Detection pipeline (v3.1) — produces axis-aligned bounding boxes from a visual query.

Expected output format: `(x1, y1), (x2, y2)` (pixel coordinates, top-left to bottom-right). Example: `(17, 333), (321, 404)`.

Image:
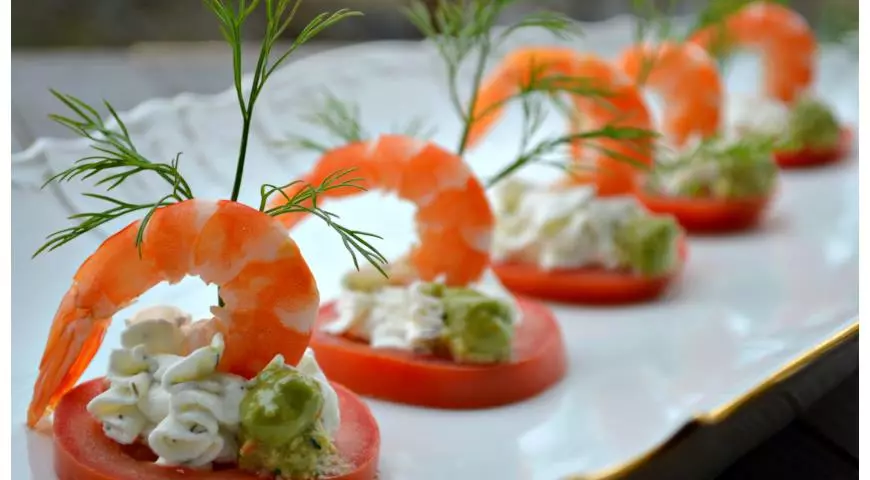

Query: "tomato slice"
(52, 378), (379, 480)
(491, 237), (686, 305)
(311, 298), (567, 409)
(774, 127), (853, 168)
(635, 187), (772, 233)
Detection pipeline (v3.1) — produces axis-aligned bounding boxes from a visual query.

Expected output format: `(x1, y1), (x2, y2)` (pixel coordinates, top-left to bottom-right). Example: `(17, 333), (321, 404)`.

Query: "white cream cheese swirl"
(325, 270), (521, 353)
(489, 178), (643, 271)
(325, 281), (445, 352)
(87, 307), (245, 468)
(725, 94), (791, 139)
(88, 305), (343, 469)
(147, 334), (247, 467)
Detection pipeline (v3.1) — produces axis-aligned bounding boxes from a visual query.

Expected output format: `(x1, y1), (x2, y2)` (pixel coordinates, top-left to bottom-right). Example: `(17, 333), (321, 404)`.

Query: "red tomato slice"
(774, 127), (853, 168)
(311, 298), (567, 409)
(635, 188), (773, 233)
(52, 378), (379, 480)
(492, 237), (686, 304)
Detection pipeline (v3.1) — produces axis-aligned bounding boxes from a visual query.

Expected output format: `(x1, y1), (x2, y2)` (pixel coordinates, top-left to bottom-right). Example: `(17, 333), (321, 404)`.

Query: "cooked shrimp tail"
(270, 134), (494, 286)
(466, 48), (581, 150)
(564, 55), (653, 195)
(29, 289), (110, 427)
(28, 200), (320, 427)
(689, 2), (815, 104)
(617, 41), (723, 146)
(469, 47), (653, 195)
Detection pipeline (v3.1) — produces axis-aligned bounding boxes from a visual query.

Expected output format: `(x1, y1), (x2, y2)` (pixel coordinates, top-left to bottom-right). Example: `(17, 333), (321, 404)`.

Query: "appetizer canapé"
(461, 47), (685, 303)
(268, 135), (567, 408)
(26, 2), (383, 479)
(618, 40), (777, 232)
(489, 178), (685, 304)
(728, 94), (851, 168)
(637, 136), (777, 232)
(690, 1), (851, 168)
(31, 200), (381, 480)
(53, 306), (378, 480)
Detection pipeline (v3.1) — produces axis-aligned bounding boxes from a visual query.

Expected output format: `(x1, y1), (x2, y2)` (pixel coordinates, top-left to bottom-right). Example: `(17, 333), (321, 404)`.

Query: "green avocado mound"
(238, 359), (336, 480)
(614, 214), (680, 277)
(422, 283), (514, 364)
(783, 96), (841, 151)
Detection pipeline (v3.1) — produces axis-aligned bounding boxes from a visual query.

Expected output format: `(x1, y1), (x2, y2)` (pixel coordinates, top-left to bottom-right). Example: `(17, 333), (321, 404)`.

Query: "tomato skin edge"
(774, 127), (853, 169)
(491, 237), (686, 305)
(51, 378), (380, 480)
(311, 298), (567, 409)
(635, 189), (773, 233)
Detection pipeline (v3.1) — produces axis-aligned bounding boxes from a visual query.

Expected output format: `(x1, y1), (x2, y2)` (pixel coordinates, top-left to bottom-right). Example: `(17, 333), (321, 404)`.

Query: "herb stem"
(486, 154), (530, 188)
(456, 41), (490, 156)
(230, 112), (253, 202)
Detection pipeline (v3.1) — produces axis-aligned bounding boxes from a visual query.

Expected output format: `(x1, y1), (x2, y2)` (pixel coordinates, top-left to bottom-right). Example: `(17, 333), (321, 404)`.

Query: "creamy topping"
(325, 281), (445, 352)
(647, 133), (778, 200)
(490, 178), (644, 271)
(326, 273), (519, 356)
(88, 306), (340, 469)
(725, 94), (790, 139)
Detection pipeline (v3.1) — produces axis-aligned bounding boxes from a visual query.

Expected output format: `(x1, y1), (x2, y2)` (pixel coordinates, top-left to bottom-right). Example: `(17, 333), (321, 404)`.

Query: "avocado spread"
(421, 283), (514, 364)
(341, 265), (515, 364)
(782, 96), (841, 151)
(238, 358), (337, 479)
(614, 214), (680, 277)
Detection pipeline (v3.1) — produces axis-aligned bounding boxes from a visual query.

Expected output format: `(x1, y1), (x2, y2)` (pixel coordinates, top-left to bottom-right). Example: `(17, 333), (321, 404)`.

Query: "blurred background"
(12, 0), (858, 47)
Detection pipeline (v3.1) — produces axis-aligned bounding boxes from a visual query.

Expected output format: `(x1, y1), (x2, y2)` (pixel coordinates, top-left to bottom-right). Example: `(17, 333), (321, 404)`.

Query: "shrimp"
(467, 47), (653, 196)
(268, 134), (494, 286)
(689, 2), (815, 104)
(617, 41), (723, 147)
(27, 199), (320, 427)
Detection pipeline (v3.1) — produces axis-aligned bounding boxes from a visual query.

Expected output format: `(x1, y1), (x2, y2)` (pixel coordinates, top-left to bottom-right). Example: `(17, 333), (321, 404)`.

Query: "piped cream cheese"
(490, 178), (644, 271)
(87, 306), (341, 469)
(325, 275), (519, 355)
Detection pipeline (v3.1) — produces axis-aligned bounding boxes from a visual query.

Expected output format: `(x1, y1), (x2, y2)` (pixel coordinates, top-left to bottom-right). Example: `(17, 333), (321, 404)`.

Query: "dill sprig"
(262, 168), (389, 274)
(690, 0), (789, 36)
(37, 1), (388, 279)
(34, 91), (193, 258)
(816, 0), (858, 49)
(488, 120), (656, 187)
(404, 0), (578, 156)
(484, 65), (657, 185)
(407, 0), (656, 187)
(208, 1), (393, 274)
(283, 90), (437, 154)
(204, 0), (362, 201)
(631, 0), (679, 44)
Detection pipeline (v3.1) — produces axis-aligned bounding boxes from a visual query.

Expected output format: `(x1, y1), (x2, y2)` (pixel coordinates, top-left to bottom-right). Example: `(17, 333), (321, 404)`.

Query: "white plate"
(12, 15), (858, 480)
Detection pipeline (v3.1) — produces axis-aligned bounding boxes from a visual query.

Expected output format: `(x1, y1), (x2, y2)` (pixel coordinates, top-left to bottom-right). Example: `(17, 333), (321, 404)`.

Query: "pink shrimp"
(28, 200), (319, 427)
(466, 47), (654, 196)
(268, 134), (494, 286)
(689, 2), (816, 104)
(617, 41), (723, 146)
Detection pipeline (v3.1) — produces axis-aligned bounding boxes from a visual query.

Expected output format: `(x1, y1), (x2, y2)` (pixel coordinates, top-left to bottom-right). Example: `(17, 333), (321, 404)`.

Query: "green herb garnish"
(36, 0), (389, 276)
(282, 90), (437, 154)
(34, 91), (193, 257)
(406, 0), (657, 187)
